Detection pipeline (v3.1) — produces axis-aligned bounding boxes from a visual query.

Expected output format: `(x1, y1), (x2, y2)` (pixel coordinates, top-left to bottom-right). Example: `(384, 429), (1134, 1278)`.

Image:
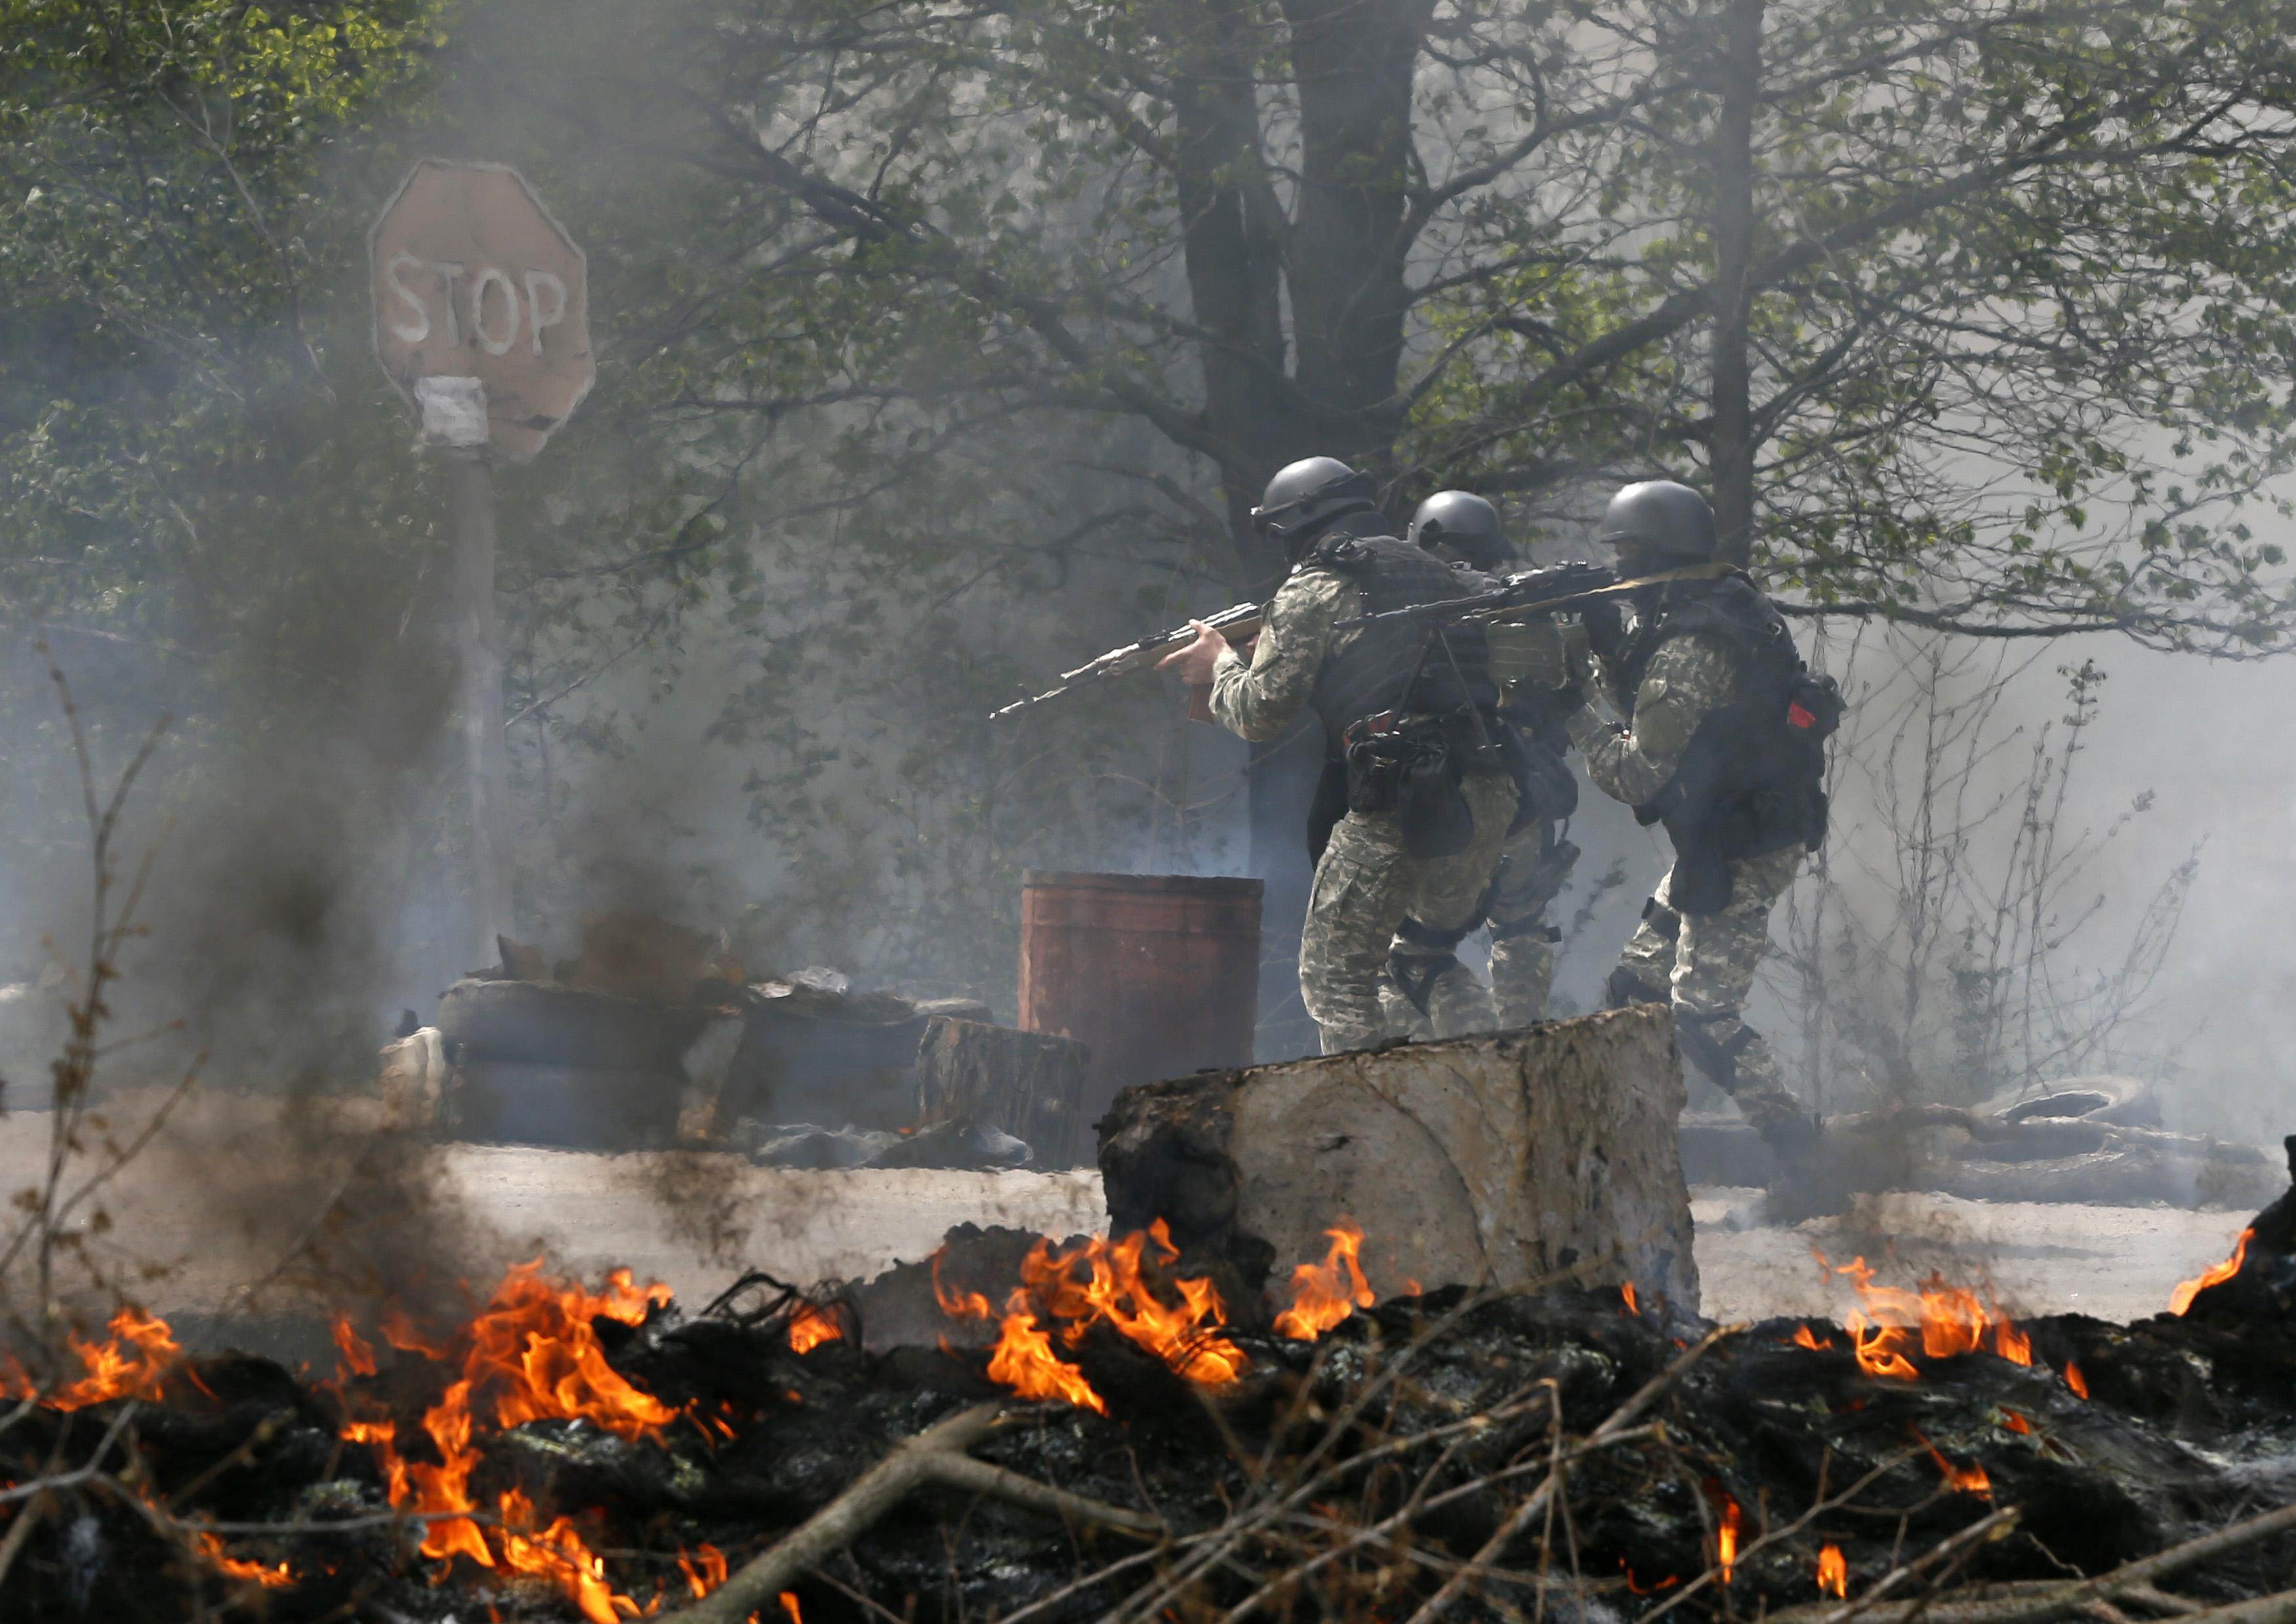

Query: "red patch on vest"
(1787, 701), (1817, 729)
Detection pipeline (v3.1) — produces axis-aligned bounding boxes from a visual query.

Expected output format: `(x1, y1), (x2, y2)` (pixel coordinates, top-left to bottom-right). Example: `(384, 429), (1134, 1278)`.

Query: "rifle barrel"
(990, 600), (1263, 720)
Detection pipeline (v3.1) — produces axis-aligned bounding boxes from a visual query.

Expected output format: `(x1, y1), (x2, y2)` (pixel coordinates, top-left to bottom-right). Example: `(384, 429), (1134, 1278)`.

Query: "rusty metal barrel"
(1018, 871), (1263, 1149)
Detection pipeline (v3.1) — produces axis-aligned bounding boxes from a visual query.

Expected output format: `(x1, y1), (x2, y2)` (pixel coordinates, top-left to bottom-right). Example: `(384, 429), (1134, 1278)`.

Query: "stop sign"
(369, 159), (592, 462)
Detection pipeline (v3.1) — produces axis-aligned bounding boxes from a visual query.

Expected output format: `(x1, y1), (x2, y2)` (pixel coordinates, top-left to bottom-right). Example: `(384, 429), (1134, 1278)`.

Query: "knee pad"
(1491, 916), (1562, 945)
(1640, 894), (1682, 940)
(1387, 948), (1460, 1018)
(1396, 915), (1474, 952)
(1674, 1007), (1759, 1092)
(1605, 966), (1667, 1010)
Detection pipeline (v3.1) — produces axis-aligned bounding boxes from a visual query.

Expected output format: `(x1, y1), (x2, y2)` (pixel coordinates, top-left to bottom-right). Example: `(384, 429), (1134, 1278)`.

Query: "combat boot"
(1675, 1009), (1851, 1220)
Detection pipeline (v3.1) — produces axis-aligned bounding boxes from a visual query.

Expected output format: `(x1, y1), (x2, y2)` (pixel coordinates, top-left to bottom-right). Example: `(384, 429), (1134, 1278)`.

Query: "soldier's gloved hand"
(1558, 627), (1597, 696)
(1580, 596), (1626, 664)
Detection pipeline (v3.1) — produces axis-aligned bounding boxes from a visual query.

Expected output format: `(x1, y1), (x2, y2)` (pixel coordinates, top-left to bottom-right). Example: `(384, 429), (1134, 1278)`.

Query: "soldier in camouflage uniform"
(1560, 480), (1835, 1162)
(1380, 491), (1582, 1036)
(1160, 459), (1516, 1053)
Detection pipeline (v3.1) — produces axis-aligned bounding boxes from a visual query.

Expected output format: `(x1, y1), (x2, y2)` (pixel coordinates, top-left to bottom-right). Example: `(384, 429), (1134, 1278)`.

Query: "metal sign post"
(369, 162), (593, 963)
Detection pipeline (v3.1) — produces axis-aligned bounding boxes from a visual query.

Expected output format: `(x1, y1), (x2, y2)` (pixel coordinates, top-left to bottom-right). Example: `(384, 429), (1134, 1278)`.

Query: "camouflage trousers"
(1302, 768), (1516, 1053)
(1485, 824), (1576, 1027)
(1608, 845), (1811, 1146)
(1380, 820), (1576, 1039)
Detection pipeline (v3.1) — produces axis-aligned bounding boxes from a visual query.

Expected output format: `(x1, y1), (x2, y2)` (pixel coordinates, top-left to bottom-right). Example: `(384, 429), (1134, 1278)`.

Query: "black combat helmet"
(1597, 480), (1717, 563)
(1408, 490), (1511, 572)
(1250, 457), (1379, 558)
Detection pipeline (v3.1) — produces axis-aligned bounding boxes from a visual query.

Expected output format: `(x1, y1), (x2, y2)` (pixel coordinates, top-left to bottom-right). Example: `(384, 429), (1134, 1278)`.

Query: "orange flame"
(0, 1305), (188, 1409)
(1816, 1544), (1847, 1598)
(2171, 1230), (2253, 1316)
(195, 1531), (295, 1589)
(781, 1594), (804, 1623)
(936, 1224), (1248, 1409)
(2001, 1408), (2032, 1436)
(380, 1304), (457, 1361)
(787, 1302), (843, 1354)
(337, 1260), (682, 1622)
(2064, 1360), (2089, 1399)
(1275, 1221), (1376, 1341)
(680, 1543), (730, 1598)
(1790, 1324), (1833, 1352)
(497, 1489), (630, 1624)
(1027, 1222), (1249, 1385)
(1717, 1497), (1742, 1583)
(1620, 1281), (1640, 1316)
(332, 1315), (377, 1379)
(993, 1302), (1110, 1414)
(469, 1262), (676, 1437)
(342, 1417), (407, 1503)
(1822, 1255), (2033, 1381)
(934, 1254), (1107, 1413)
(1916, 1432), (1991, 1497)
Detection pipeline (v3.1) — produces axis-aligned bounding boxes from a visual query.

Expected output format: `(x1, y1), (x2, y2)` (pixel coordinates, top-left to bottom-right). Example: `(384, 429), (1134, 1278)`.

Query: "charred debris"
(389, 913), (1061, 1170)
(0, 1142), (2292, 1622)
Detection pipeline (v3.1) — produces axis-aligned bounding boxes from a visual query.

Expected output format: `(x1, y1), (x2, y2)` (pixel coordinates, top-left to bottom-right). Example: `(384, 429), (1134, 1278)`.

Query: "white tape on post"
(415, 376), (490, 449)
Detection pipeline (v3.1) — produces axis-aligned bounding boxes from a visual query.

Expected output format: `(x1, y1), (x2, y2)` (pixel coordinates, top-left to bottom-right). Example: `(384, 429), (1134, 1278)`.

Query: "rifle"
(1334, 560), (1732, 631)
(989, 600), (1263, 720)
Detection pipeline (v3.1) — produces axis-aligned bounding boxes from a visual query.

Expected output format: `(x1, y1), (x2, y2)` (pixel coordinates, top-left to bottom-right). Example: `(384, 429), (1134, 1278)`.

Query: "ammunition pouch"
(1502, 725), (1578, 835)
(1634, 667), (1840, 916)
(1614, 577), (1841, 915)
(1343, 712), (1477, 859)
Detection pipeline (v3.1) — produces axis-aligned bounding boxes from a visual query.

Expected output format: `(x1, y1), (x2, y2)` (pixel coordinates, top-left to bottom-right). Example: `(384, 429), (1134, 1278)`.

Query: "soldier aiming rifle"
(1155, 457), (1524, 1053)
(1561, 480), (1842, 1191)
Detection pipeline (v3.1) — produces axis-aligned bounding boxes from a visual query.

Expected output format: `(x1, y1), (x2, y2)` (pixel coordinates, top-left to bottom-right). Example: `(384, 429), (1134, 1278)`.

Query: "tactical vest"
(1303, 533), (1500, 757)
(1612, 574), (1838, 911)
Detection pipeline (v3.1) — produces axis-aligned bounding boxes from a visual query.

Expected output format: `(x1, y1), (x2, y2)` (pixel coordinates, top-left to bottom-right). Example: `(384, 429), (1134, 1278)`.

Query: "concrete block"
(1099, 1003), (1698, 1316)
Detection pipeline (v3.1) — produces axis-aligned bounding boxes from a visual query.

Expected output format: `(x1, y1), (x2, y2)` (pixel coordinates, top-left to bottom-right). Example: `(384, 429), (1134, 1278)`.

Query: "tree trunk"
(1165, 0), (1297, 591)
(1708, 0), (1767, 568)
(1280, 0), (1432, 472)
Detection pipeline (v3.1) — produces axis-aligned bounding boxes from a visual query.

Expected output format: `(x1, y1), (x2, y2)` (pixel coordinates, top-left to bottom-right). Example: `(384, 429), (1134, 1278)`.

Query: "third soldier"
(1561, 480), (1839, 1169)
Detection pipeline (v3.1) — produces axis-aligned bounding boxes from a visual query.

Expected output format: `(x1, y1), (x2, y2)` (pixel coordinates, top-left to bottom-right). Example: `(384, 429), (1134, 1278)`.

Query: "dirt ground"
(0, 1096), (2257, 1331)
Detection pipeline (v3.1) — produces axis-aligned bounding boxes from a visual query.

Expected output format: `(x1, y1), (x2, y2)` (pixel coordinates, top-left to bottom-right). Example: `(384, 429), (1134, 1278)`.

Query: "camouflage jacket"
(1565, 632), (1741, 806)
(1206, 564), (1359, 741)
